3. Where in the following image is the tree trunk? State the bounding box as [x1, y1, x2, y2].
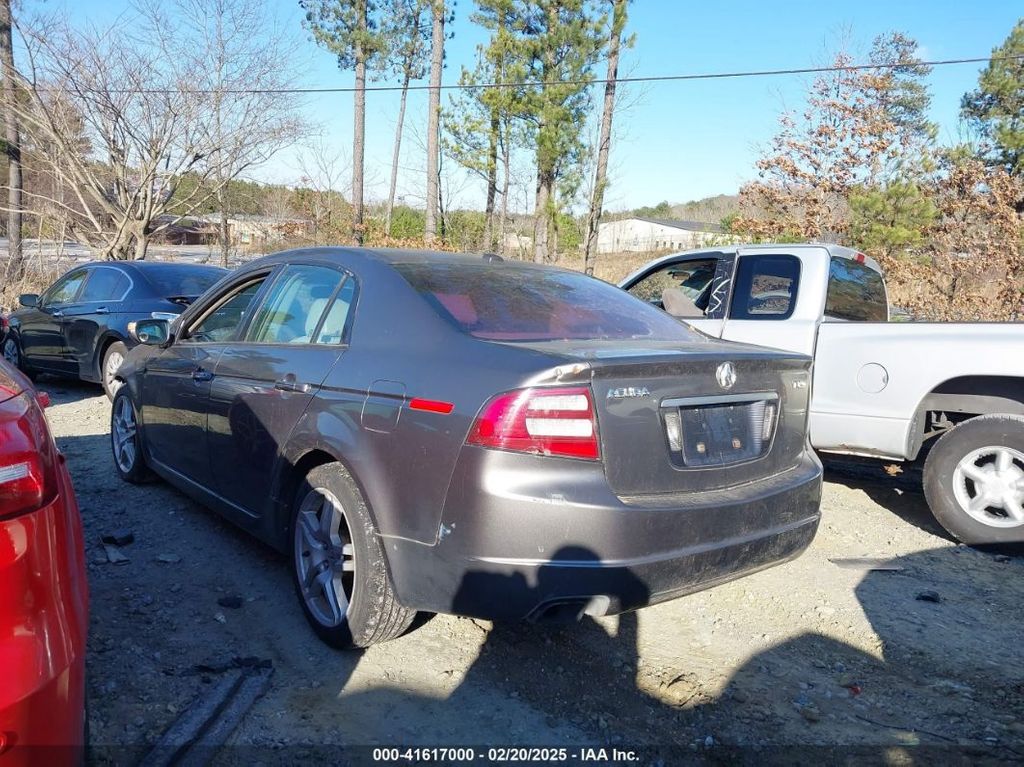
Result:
[498, 134, 510, 256]
[351, 0, 367, 245]
[134, 230, 150, 261]
[217, 184, 231, 267]
[533, 171, 552, 263]
[0, 0, 22, 282]
[424, 1, 444, 244]
[482, 113, 498, 250]
[583, 0, 627, 276]
[384, 71, 411, 237]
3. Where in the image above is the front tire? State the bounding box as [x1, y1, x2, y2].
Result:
[291, 462, 415, 649]
[923, 414, 1024, 544]
[3, 334, 35, 380]
[102, 342, 128, 401]
[110, 389, 153, 483]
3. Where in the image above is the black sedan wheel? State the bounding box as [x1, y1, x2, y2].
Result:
[102, 342, 128, 401]
[2, 335, 33, 379]
[110, 390, 153, 483]
[291, 462, 414, 648]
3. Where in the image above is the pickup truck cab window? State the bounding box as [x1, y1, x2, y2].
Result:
[729, 254, 800, 320]
[626, 258, 719, 318]
[824, 256, 888, 322]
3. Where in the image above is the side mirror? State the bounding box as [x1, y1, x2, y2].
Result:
[128, 318, 170, 346]
[19, 294, 39, 308]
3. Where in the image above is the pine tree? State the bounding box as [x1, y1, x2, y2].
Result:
[962, 20, 1024, 180]
[302, 0, 385, 244]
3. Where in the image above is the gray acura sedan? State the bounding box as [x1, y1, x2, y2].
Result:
[110, 248, 822, 648]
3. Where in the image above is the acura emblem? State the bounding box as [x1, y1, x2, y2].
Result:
[716, 362, 737, 390]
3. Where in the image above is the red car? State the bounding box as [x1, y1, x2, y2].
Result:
[0, 359, 88, 765]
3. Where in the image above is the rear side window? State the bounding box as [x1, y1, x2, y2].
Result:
[79, 268, 130, 302]
[729, 255, 800, 320]
[246, 264, 344, 344]
[825, 257, 888, 322]
[396, 262, 701, 342]
[313, 278, 356, 345]
[143, 265, 225, 298]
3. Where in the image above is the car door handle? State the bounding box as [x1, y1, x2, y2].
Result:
[51, 310, 63, 318]
[94, 307, 109, 315]
[274, 378, 310, 393]
[192, 368, 214, 382]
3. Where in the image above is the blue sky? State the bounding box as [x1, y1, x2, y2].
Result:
[51, 1, 1022, 214]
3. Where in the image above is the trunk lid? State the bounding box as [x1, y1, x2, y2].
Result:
[520, 340, 812, 496]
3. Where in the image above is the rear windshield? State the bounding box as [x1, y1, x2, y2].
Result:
[141, 264, 226, 298]
[395, 262, 701, 342]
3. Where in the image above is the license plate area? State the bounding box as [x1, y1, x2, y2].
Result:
[661, 393, 778, 469]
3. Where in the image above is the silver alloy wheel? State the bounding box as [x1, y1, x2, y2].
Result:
[952, 445, 1024, 528]
[294, 486, 356, 627]
[112, 395, 138, 473]
[2, 337, 18, 367]
[105, 349, 125, 395]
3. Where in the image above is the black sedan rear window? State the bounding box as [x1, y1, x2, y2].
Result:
[396, 262, 700, 342]
[142, 264, 226, 298]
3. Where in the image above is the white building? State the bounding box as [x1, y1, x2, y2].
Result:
[596, 216, 723, 254]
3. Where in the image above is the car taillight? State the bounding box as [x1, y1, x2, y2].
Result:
[0, 393, 57, 519]
[467, 386, 600, 461]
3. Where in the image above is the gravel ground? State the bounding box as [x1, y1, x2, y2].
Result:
[42, 378, 1024, 761]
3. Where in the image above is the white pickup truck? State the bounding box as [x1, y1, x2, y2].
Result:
[620, 243, 1024, 544]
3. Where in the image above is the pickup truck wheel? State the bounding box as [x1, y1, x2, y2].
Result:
[291, 462, 415, 649]
[923, 415, 1024, 544]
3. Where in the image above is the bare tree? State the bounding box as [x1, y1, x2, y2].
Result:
[0, 0, 22, 280]
[423, 0, 446, 244]
[162, 0, 305, 267]
[294, 135, 351, 245]
[8, 5, 306, 260]
[583, 0, 629, 275]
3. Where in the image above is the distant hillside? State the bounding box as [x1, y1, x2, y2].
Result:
[609, 194, 740, 226]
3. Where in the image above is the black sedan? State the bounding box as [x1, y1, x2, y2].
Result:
[110, 248, 822, 648]
[2, 261, 226, 398]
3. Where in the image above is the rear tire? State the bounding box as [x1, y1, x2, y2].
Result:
[291, 462, 415, 649]
[923, 414, 1024, 544]
[101, 341, 128, 401]
[110, 389, 154, 484]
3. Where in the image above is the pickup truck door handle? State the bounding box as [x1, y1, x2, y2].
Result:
[274, 378, 310, 393]
[192, 368, 214, 383]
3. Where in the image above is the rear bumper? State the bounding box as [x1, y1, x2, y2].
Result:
[385, 449, 822, 620]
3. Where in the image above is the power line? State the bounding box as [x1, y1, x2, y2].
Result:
[66, 53, 1024, 95]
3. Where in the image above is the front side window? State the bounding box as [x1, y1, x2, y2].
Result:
[43, 271, 87, 306]
[825, 257, 888, 322]
[729, 255, 800, 320]
[246, 265, 345, 344]
[626, 258, 719, 319]
[188, 278, 267, 343]
[79, 268, 130, 302]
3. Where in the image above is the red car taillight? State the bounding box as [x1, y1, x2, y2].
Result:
[467, 386, 601, 461]
[0, 391, 58, 519]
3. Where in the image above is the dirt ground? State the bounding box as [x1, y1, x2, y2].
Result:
[42, 378, 1024, 762]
